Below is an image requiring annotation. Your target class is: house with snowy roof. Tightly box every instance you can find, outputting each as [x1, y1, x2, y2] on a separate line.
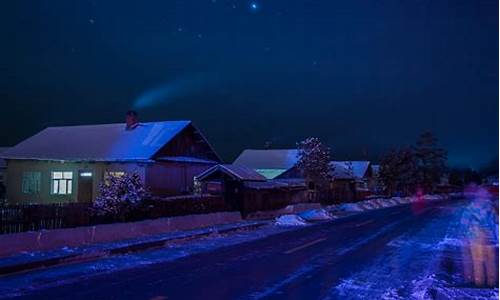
[330, 161, 374, 197]
[330, 161, 372, 180]
[1, 112, 220, 204]
[232, 149, 300, 179]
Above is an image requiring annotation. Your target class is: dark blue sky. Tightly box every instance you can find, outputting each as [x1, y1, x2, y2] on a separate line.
[0, 0, 498, 167]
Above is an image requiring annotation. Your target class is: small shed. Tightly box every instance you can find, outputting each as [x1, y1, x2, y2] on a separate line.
[196, 164, 307, 215]
[196, 164, 266, 211]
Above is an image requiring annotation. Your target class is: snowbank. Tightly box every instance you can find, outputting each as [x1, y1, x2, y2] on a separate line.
[337, 203, 364, 212]
[275, 215, 308, 226]
[327, 193, 452, 216]
[278, 193, 454, 226]
[298, 209, 332, 221]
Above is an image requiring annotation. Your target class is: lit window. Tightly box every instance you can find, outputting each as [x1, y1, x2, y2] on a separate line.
[22, 172, 41, 194]
[51, 171, 73, 195]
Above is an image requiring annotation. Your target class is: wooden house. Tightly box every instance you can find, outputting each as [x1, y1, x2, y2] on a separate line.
[330, 161, 373, 200]
[1, 114, 220, 204]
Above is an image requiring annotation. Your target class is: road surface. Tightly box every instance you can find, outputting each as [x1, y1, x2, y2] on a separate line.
[7, 199, 499, 299]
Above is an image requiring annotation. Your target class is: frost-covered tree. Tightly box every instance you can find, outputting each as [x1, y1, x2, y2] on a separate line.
[379, 147, 418, 196]
[92, 172, 147, 218]
[296, 137, 332, 190]
[414, 131, 447, 192]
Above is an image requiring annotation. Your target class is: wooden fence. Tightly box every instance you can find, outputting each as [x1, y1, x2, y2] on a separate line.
[0, 195, 230, 235]
[0, 203, 92, 234]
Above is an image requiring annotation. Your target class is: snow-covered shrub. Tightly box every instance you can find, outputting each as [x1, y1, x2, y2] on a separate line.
[92, 172, 148, 218]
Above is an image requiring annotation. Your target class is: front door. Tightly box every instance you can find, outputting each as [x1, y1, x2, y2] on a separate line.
[77, 171, 94, 202]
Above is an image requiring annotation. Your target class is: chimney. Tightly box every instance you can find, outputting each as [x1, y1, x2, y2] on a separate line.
[125, 110, 139, 130]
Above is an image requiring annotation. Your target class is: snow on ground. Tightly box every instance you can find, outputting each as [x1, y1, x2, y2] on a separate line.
[328, 194, 453, 215]
[324, 200, 498, 300]
[275, 215, 308, 226]
[298, 209, 333, 221]
[335, 203, 364, 212]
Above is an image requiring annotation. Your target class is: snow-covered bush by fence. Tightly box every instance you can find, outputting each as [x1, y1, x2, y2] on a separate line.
[92, 172, 148, 218]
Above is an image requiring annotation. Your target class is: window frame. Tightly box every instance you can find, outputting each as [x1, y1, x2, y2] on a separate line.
[50, 171, 74, 195]
[21, 171, 41, 194]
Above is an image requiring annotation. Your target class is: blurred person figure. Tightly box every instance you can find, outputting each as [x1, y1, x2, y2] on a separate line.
[461, 184, 498, 287]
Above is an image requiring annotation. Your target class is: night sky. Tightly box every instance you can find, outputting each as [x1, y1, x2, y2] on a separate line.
[0, 0, 498, 168]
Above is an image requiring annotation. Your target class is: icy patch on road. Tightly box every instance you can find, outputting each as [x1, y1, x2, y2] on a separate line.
[381, 288, 405, 300]
[334, 278, 380, 296]
[434, 287, 499, 300]
[275, 215, 308, 226]
[436, 237, 465, 248]
[298, 209, 332, 221]
[410, 273, 446, 299]
[388, 236, 466, 252]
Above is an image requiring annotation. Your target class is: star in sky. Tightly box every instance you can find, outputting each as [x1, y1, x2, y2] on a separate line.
[249, 2, 259, 12]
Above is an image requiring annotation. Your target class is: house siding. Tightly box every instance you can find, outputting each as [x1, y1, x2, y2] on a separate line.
[146, 161, 215, 196]
[5, 160, 146, 205]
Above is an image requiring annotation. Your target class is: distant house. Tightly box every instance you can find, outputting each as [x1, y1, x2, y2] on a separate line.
[1, 115, 220, 204]
[331, 161, 372, 186]
[330, 161, 374, 200]
[233, 149, 300, 179]
[196, 164, 307, 214]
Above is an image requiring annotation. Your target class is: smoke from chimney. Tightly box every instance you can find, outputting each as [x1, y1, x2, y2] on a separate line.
[125, 110, 139, 130]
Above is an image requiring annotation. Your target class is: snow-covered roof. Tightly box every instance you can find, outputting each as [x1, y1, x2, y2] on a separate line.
[1, 121, 192, 162]
[196, 164, 267, 182]
[233, 149, 299, 179]
[330, 161, 372, 179]
[156, 156, 217, 164]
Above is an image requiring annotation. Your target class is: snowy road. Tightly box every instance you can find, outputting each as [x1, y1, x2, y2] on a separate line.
[6, 199, 499, 300]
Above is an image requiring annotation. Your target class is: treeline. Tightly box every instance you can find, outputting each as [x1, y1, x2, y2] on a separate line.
[379, 131, 447, 196]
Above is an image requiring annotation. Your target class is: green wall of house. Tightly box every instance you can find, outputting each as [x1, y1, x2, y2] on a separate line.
[5, 160, 146, 205]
